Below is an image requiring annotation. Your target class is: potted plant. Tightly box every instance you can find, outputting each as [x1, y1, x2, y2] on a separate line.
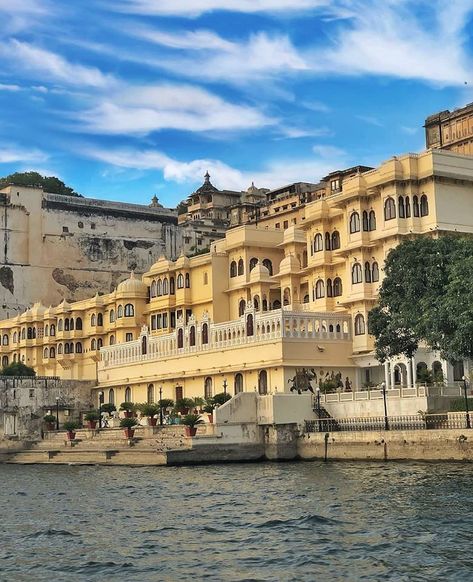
[203, 398, 215, 423]
[63, 421, 78, 441]
[43, 414, 56, 431]
[101, 403, 116, 414]
[84, 410, 100, 429]
[120, 417, 138, 438]
[192, 397, 205, 413]
[159, 398, 174, 414]
[181, 413, 204, 437]
[119, 402, 135, 418]
[175, 397, 194, 416]
[138, 403, 160, 426]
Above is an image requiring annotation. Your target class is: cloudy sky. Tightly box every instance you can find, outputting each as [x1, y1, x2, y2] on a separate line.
[0, 0, 472, 206]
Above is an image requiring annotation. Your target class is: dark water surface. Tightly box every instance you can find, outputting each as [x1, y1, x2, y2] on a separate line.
[0, 461, 472, 581]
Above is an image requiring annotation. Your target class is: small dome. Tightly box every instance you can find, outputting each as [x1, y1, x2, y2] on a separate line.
[279, 254, 300, 274]
[31, 302, 46, 317]
[175, 253, 190, 269]
[149, 255, 173, 273]
[117, 272, 148, 295]
[250, 262, 271, 283]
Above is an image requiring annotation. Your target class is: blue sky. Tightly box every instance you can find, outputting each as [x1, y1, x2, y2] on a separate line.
[0, 0, 472, 207]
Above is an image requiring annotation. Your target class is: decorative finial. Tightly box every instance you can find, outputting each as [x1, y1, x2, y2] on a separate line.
[204, 171, 210, 182]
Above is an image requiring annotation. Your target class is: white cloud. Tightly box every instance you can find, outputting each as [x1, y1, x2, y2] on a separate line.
[0, 83, 21, 91]
[130, 26, 235, 51]
[78, 83, 275, 135]
[0, 146, 48, 164]
[83, 144, 349, 190]
[1, 40, 115, 88]
[401, 126, 418, 135]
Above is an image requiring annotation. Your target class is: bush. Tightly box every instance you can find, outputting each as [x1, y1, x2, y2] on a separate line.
[100, 403, 116, 414]
[180, 414, 204, 428]
[159, 398, 174, 410]
[138, 403, 160, 417]
[175, 398, 194, 412]
[43, 414, 56, 424]
[1, 362, 36, 377]
[63, 421, 78, 432]
[449, 398, 473, 412]
[119, 402, 135, 412]
[203, 400, 215, 414]
[84, 410, 100, 421]
[213, 392, 231, 406]
[120, 417, 138, 428]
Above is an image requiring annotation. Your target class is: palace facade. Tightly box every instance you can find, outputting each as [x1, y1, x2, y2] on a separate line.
[1, 149, 473, 407]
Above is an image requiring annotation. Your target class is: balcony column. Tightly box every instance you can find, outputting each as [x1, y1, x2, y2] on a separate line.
[390, 362, 396, 390]
[384, 361, 390, 390]
[412, 355, 417, 387]
[406, 358, 413, 389]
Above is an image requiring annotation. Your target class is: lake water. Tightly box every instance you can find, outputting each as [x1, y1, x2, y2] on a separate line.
[0, 461, 472, 581]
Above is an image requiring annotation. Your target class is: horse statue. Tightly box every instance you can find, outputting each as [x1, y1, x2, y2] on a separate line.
[288, 368, 317, 394]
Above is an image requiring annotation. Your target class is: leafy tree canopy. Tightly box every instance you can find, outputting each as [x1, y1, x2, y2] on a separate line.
[176, 200, 188, 215]
[0, 172, 81, 197]
[1, 361, 36, 377]
[368, 236, 473, 364]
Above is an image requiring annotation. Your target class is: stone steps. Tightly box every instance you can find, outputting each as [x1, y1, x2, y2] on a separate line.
[5, 448, 167, 465]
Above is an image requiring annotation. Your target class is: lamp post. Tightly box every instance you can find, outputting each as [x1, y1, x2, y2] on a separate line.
[462, 376, 471, 429]
[223, 379, 227, 396]
[55, 396, 60, 430]
[381, 381, 389, 431]
[98, 391, 104, 429]
[159, 385, 163, 426]
[316, 386, 322, 432]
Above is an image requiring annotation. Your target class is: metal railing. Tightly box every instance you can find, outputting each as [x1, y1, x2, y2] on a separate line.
[305, 412, 471, 433]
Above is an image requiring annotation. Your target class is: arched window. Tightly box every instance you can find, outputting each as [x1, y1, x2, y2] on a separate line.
[91, 338, 96, 350]
[117, 305, 124, 318]
[141, 336, 147, 355]
[237, 258, 244, 276]
[157, 279, 163, 295]
[58, 319, 63, 332]
[45, 325, 49, 337]
[97, 313, 103, 326]
[331, 231, 340, 250]
[253, 295, 260, 311]
[189, 326, 196, 346]
[75, 342, 83, 353]
[249, 257, 258, 271]
[364, 262, 372, 283]
[185, 273, 190, 288]
[272, 300, 281, 310]
[64, 343, 70, 354]
[109, 310, 115, 323]
[177, 328, 184, 349]
[349, 212, 360, 233]
[51, 324, 57, 337]
[170, 277, 175, 294]
[234, 373, 243, 394]
[109, 389, 115, 405]
[50, 347, 55, 358]
[369, 210, 376, 231]
[372, 262, 380, 282]
[384, 197, 396, 220]
[64, 319, 70, 332]
[162, 278, 169, 294]
[314, 233, 323, 252]
[333, 277, 342, 297]
[420, 194, 429, 216]
[1, 355, 8, 367]
[354, 314, 366, 335]
[97, 338, 103, 349]
[2, 334, 8, 346]
[239, 299, 246, 317]
[204, 377, 213, 399]
[91, 314, 96, 326]
[413, 195, 420, 217]
[74, 317, 82, 331]
[325, 232, 331, 251]
[109, 335, 115, 346]
[124, 304, 134, 317]
[303, 294, 309, 304]
[150, 280, 157, 298]
[21, 328, 26, 340]
[258, 370, 268, 395]
[262, 259, 273, 275]
[352, 263, 363, 284]
[362, 210, 369, 231]
[27, 327, 33, 340]
[283, 288, 290, 306]
[230, 261, 237, 278]
[70, 319, 75, 331]
[125, 386, 131, 402]
[246, 314, 254, 337]
[202, 323, 209, 345]
[58, 343, 63, 355]
[405, 196, 411, 218]
[326, 278, 333, 298]
[43, 347, 49, 359]
[177, 274, 184, 289]
[147, 384, 154, 404]
[315, 279, 325, 299]
[398, 196, 405, 218]
[13, 332, 17, 343]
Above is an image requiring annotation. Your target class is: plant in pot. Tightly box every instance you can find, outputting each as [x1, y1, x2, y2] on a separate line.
[192, 396, 205, 413]
[120, 416, 138, 438]
[63, 421, 78, 441]
[138, 403, 160, 426]
[43, 414, 56, 431]
[101, 403, 116, 415]
[203, 398, 215, 423]
[158, 398, 174, 415]
[175, 397, 194, 416]
[181, 413, 204, 437]
[84, 410, 100, 429]
[119, 402, 135, 418]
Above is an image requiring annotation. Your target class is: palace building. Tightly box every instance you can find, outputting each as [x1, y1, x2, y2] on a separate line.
[425, 102, 473, 157]
[1, 148, 473, 407]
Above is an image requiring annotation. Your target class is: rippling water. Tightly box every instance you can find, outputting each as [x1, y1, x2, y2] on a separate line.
[1, 461, 472, 581]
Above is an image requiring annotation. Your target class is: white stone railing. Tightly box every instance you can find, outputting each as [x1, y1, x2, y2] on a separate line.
[100, 309, 351, 369]
[320, 385, 463, 404]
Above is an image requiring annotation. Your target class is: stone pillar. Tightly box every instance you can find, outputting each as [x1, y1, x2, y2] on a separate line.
[412, 356, 417, 388]
[406, 358, 413, 389]
[384, 362, 390, 390]
[390, 364, 395, 390]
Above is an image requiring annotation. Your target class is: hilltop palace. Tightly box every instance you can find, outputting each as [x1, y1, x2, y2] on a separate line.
[1, 145, 473, 410]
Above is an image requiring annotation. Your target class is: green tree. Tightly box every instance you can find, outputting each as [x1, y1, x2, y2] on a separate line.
[1, 362, 36, 376]
[0, 172, 81, 197]
[176, 200, 188, 215]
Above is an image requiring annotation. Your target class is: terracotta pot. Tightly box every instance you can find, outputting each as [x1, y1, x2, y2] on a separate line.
[208, 414, 214, 424]
[123, 411, 132, 418]
[46, 422, 55, 431]
[66, 431, 76, 441]
[87, 420, 97, 429]
[180, 408, 189, 415]
[124, 428, 135, 438]
[185, 426, 197, 437]
[148, 417, 157, 427]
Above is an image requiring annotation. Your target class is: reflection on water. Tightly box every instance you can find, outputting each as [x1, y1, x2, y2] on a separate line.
[0, 461, 472, 581]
